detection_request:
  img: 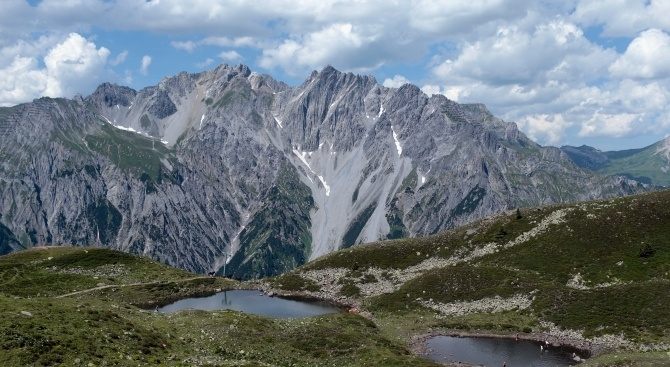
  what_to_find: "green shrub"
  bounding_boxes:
[273,273,320,292]
[638,243,656,258]
[339,280,361,297]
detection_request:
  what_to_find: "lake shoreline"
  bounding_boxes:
[156,288,342,317]
[408,329,598,364]
[256,282,638,364]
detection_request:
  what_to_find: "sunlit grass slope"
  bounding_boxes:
[0,246,438,366]
[272,189,670,365]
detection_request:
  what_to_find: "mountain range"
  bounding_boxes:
[0,63,648,279]
[562,138,670,187]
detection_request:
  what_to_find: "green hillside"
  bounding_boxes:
[4,190,670,366]
[0,247,437,366]
[268,189,670,366]
[597,144,670,187]
[562,141,670,187]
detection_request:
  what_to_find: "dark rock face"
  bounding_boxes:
[561,145,610,171]
[89,83,136,108]
[0,64,648,279]
[148,90,178,119]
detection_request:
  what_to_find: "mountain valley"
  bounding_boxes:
[562,139,670,187]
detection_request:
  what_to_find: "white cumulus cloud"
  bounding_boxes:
[423,12,670,146]
[609,29,670,79]
[0,56,48,106]
[196,58,215,69]
[408,0,529,35]
[519,114,573,145]
[218,50,243,63]
[140,55,152,75]
[109,50,128,66]
[383,75,410,88]
[259,23,380,75]
[0,32,110,106]
[171,41,197,53]
[572,0,670,37]
[43,33,110,97]
[578,112,639,138]
[433,19,615,87]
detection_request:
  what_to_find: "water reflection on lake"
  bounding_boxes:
[157,290,341,318]
[425,335,583,366]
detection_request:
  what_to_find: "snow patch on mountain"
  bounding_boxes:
[273,114,283,129]
[391,126,402,156]
[101,115,168,144]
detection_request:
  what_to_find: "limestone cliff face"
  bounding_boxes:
[0,64,647,278]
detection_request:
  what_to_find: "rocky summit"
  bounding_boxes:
[0,64,646,279]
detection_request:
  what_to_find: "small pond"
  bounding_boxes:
[424,335,585,366]
[157,290,341,318]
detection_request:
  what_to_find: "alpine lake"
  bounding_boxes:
[424,335,587,366]
[156,289,342,318]
[157,290,587,366]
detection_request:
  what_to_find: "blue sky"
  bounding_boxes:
[1,0,669,151]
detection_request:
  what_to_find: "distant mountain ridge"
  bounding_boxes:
[0,63,647,278]
[562,137,670,186]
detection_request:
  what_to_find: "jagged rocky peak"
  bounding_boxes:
[208,63,251,83]
[247,71,290,94]
[274,65,380,152]
[233,63,252,77]
[313,65,378,90]
[461,103,492,119]
[188,63,258,101]
[157,71,197,98]
[87,83,137,108]
[385,83,426,119]
[456,103,529,147]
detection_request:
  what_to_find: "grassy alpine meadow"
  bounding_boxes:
[0,293,437,366]
[0,246,439,366]
[0,246,208,299]
[4,189,670,366]
[265,189,670,366]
